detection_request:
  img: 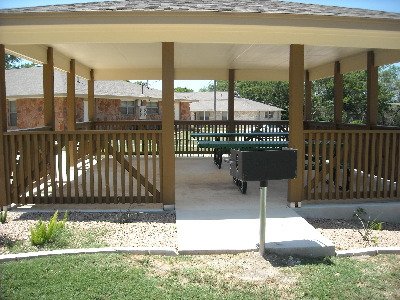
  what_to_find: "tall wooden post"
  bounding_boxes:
[367,51,378,127]
[0,45,8,209]
[88,69,95,123]
[67,59,76,164]
[162,42,175,207]
[43,47,55,129]
[304,70,312,122]
[288,44,305,206]
[67,59,76,131]
[228,69,235,136]
[334,61,343,126]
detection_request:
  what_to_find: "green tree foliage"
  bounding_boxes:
[5,54,35,69]
[199,65,399,124]
[200,80,290,119]
[174,87,194,92]
[199,81,228,92]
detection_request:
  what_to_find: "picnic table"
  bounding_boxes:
[191,132,289,141]
[192,132,289,169]
[191,131,289,193]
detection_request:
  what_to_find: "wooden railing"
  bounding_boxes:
[174,120,289,155]
[3,130,162,206]
[93,120,289,156]
[303,130,400,202]
[94,121,161,130]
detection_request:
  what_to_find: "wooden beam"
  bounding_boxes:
[367,51,378,127]
[0,45,8,208]
[288,44,305,204]
[228,69,235,136]
[304,70,312,121]
[162,42,175,206]
[334,61,343,125]
[6,45,91,79]
[67,59,76,131]
[88,69,95,122]
[67,59,76,166]
[43,47,55,129]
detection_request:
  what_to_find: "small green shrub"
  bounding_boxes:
[30,211,68,246]
[0,210,7,224]
[353,208,383,246]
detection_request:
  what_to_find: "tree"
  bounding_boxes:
[199,65,399,124]
[5,54,35,69]
[199,81,228,92]
[199,80,289,118]
[174,87,193,92]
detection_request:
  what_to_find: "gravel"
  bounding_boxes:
[306,218,400,250]
[0,211,177,254]
[1,211,399,255]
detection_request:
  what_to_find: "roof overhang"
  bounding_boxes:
[1,11,400,81]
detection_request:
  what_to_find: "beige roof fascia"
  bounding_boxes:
[5,44,92,79]
[1,11,400,49]
[308,49,400,80]
[95,68,161,80]
[175,68,228,80]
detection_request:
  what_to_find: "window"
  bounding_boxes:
[222,111,228,121]
[146,102,159,114]
[196,112,210,120]
[8,101,17,127]
[120,101,135,115]
[265,111,274,119]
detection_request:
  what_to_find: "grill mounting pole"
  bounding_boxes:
[259,180,268,256]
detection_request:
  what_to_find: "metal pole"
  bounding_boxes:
[259,180,268,256]
[213,80,217,120]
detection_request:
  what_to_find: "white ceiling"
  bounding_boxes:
[52,42,365,71]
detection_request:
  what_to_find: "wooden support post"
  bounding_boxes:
[162,42,175,206]
[367,51,378,127]
[43,47,55,129]
[334,61,343,126]
[288,44,305,205]
[67,59,76,165]
[228,69,235,137]
[304,70,312,122]
[0,45,8,208]
[88,69,95,123]
[67,59,76,131]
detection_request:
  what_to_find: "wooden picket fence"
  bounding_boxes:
[3,130,162,206]
[303,130,400,201]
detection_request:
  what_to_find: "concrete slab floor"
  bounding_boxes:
[175,157,335,257]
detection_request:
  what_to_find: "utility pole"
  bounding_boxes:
[213,80,217,120]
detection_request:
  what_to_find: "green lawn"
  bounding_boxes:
[0,253,399,300]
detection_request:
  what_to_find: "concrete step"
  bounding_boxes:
[176,207,335,257]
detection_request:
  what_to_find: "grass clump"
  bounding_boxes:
[0,210,7,224]
[30,211,68,246]
[353,208,383,246]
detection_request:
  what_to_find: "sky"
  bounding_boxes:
[2,0,399,91]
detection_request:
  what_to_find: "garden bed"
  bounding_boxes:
[306,218,400,250]
[0,211,177,254]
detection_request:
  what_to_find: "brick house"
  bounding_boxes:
[176,92,283,121]
[5,66,192,130]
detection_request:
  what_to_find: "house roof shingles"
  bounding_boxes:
[1,0,399,20]
[186,92,284,112]
[6,67,284,112]
[5,66,162,99]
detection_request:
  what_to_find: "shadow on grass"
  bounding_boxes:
[263,252,335,267]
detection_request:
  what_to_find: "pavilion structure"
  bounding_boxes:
[0,0,399,210]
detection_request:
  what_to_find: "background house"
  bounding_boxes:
[5,66,192,130]
[176,91,283,121]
